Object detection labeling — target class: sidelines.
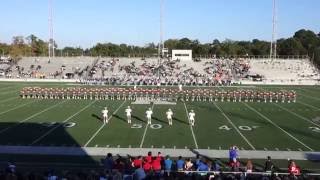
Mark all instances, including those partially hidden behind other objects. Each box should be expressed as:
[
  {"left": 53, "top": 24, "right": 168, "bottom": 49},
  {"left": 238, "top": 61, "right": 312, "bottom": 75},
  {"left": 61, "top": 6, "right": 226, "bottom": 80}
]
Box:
[
  {"left": 273, "top": 103, "right": 320, "bottom": 128},
  {"left": 139, "top": 103, "right": 155, "bottom": 148},
  {"left": 30, "top": 100, "right": 97, "bottom": 145},
  {"left": 213, "top": 102, "right": 256, "bottom": 150},
  {"left": 244, "top": 103, "right": 314, "bottom": 151},
  {"left": 0, "top": 100, "right": 36, "bottom": 116},
  {"left": 0, "top": 146, "right": 315, "bottom": 160},
  {"left": 183, "top": 102, "right": 199, "bottom": 149},
  {"left": 84, "top": 101, "right": 127, "bottom": 147},
  {"left": 0, "top": 100, "right": 68, "bottom": 134}
]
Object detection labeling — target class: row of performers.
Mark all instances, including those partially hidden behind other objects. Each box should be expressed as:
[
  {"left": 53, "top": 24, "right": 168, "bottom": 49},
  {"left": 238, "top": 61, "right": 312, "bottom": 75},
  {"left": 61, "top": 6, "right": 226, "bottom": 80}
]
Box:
[{"left": 20, "top": 87, "right": 296, "bottom": 103}]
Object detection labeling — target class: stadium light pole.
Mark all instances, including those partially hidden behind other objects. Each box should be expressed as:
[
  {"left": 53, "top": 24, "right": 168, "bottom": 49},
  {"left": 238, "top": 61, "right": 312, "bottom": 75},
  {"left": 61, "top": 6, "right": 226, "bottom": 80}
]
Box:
[
  {"left": 157, "top": 0, "right": 164, "bottom": 77},
  {"left": 48, "top": 0, "right": 54, "bottom": 63},
  {"left": 270, "top": 0, "right": 277, "bottom": 60}
]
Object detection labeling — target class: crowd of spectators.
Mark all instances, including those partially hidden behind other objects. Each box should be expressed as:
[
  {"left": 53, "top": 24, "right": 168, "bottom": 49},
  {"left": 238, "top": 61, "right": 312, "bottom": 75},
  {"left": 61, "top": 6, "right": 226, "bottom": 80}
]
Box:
[
  {"left": 1, "top": 147, "right": 313, "bottom": 180},
  {"left": 82, "top": 58, "right": 234, "bottom": 86}
]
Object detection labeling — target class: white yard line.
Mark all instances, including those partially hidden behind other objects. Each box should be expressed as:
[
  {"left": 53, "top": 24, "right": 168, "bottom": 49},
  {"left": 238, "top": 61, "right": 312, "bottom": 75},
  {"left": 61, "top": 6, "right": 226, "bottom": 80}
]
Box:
[
  {"left": 273, "top": 103, "right": 320, "bottom": 128},
  {"left": 298, "top": 101, "right": 320, "bottom": 111},
  {"left": 139, "top": 103, "right": 155, "bottom": 148},
  {"left": 84, "top": 101, "right": 127, "bottom": 147},
  {"left": 183, "top": 102, "right": 199, "bottom": 149},
  {"left": 0, "top": 96, "right": 18, "bottom": 103},
  {"left": 213, "top": 102, "right": 256, "bottom": 150},
  {"left": 0, "top": 100, "right": 36, "bottom": 116},
  {"left": 244, "top": 103, "right": 314, "bottom": 151},
  {"left": 31, "top": 100, "right": 97, "bottom": 145},
  {"left": 0, "top": 100, "right": 68, "bottom": 134}
]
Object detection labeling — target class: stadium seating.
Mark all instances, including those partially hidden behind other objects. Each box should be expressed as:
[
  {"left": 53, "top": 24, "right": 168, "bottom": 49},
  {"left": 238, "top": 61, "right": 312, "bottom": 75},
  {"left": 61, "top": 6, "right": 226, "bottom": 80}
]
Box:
[{"left": 1, "top": 56, "right": 319, "bottom": 86}]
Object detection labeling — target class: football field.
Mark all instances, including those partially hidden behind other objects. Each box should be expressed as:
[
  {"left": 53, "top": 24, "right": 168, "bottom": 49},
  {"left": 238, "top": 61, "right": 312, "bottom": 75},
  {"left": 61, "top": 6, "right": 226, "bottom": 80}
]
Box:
[{"left": 0, "top": 82, "right": 320, "bottom": 152}]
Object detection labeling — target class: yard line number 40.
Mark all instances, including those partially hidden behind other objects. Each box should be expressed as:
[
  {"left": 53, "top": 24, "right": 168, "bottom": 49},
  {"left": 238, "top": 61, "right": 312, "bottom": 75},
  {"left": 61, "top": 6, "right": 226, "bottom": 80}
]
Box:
[{"left": 219, "top": 125, "right": 259, "bottom": 131}]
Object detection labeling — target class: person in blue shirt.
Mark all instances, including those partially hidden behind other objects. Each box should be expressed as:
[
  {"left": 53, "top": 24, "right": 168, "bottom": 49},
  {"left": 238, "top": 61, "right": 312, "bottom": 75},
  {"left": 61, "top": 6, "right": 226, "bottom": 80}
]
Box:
[
  {"left": 176, "top": 156, "right": 184, "bottom": 171},
  {"left": 133, "top": 167, "right": 146, "bottom": 180},
  {"left": 197, "top": 160, "right": 209, "bottom": 176},
  {"left": 164, "top": 155, "right": 173, "bottom": 177},
  {"left": 229, "top": 146, "right": 238, "bottom": 163}
]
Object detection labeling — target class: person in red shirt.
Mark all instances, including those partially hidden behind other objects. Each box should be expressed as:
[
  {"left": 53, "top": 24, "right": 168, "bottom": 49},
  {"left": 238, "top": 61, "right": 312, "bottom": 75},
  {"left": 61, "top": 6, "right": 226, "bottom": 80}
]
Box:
[
  {"left": 288, "top": 160, "right": 300, "bottom": 176},
  {"left": 145, "top": 151, "right": 152, "bottom": 164},
  {"left": 143, "top": 158, "right": 152, "bottom": 173},
  {"left": 152, "top": 156, "right": 161, "bottom": 171},
  {"left": 156, "top": 152, "right": 163, "bottom": 162},
  {"left": 133, "top": 156, "right": 143, "bottom": 168}
]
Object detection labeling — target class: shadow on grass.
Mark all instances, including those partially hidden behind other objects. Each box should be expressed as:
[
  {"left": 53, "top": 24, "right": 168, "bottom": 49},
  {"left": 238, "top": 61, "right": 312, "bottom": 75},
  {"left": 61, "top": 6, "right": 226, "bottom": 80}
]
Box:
[{"left": 91, "top": 114, "right": 102, "bottom": 123}]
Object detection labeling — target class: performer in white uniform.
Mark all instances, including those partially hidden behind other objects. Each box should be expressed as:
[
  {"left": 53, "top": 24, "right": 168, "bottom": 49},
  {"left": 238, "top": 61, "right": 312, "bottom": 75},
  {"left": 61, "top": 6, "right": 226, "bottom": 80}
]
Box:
[
  {"left": 125, "top": 106, "right": 132, "bottom": 124},
  {"left": 188, "top": 110, "right": 196, "bottom": 126},
  {"left": 146, "top": 107, "right": 153, "bottom": 125},
  {"left": 102, "top": 107, "right": 109, "bottom": 124},
  {"left": 166, "top": 108, "right": 173, "bottom": 126}
]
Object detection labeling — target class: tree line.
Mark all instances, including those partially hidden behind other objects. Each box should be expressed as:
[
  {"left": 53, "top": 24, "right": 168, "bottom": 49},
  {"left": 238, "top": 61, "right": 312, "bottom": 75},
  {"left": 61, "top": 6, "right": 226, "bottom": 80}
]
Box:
[{"left": 0, "top": 29, "right": 320, "bottom": 66}]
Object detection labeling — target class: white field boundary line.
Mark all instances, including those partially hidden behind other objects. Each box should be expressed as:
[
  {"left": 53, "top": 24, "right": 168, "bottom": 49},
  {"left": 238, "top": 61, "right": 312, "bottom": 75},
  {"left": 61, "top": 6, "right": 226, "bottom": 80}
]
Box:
[
  {"left": 244, "top": 103, "right": 314, "bottom": 151},
  {"left": 139, "top": 103, "right": 155, "bottom": 148},
  {"left": 273, "top": 103, "right": 320, "bottom": 128},
  {"left": 297, "top": 101, "right": 320, "bottom": 111},
  {"left": 183, "top": 102, "right": 199, "bottom": 149},
  {"left": 0, "top": 100, "right": 68, "bottom": 134},
  {"left": 84, "top": 101, "right": 127, "bottom": 147},
  {"left": 0, "top": 100, "right": 36, "bottom": 116},
  {"left": 31, "top": 100, "right": 97, "bottom": 145},
  {"left": 213, "top": 102, "right": 256, "bottom": 150},
  {"left": 0, "top": 97, "right": 19, "bottom": 104}
]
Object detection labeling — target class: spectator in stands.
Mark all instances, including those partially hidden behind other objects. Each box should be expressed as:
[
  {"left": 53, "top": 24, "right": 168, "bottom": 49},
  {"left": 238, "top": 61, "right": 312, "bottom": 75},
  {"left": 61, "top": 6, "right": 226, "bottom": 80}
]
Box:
[
  {"left": 229, "top": 145, "right": 239, "bottom": 163},
  {"left": 194, "top": 154, "right": 201, "bottom": 169},
  {"left": 103, "top": 153, "right": 114, "bottom": 174},
  {"left": 142, "top": 158, "right": 152, "bottom": 174},
  {"left": 197, "top": 160, "right": 209, "bottom": 176},
  {"left": 46, "top": 170, "right": 58, "bottom": 180},
  {"left": 211, "top": 160, "right": 221, "bottom": 171},
  {"left": 176, "top": 156, "right": 184, "bottom": 171},
  {"left": 5, "top": 161, "right": 16, "bottom": 174},
  {"left": 246, "top": 160, "right": 254, "bottom": 173},
  {"left": 145, "top": 151, "right": 152, "bottom": 163},
  {"left": 152, "top": 156, "right": 162, "bottom": 177},
  {"left": 184, "top": 158, "right": 193, "bottom": 171},
  {"left": 133, "top": 156, "right": 143, "bottom": 168},
  {"left": 133, "top": 167, "right": 146, "bottom": 180},
  {"left": 164, "top": 155, "right": 173, "bottom": 177},
  {"left": 264, "top": 156, "right": 275, "bottom": 172},
  {"left": 288, "top": 160, "right": 301, "bottom": 176}
]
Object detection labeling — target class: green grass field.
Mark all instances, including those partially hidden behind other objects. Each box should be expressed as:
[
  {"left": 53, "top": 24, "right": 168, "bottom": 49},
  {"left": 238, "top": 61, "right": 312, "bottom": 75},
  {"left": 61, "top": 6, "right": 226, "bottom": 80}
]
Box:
[{"left": 0, "top": 82, "right": 320, "bottom": 152}]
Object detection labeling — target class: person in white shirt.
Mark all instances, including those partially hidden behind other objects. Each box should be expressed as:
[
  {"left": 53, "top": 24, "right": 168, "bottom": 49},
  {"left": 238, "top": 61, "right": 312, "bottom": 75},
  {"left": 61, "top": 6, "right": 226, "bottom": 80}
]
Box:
[
  {"left": 188, "top": 110, "right": 195, "bottom": 126},
  {"left": 125, "top": 106, "right": 132, "bottom": 124},
  {"left": 146, "top": 107, "right": 153, "bottom": 125},
  {"left": 102, "top": 107, "right": 109, "bottom": 124},
  {"left": 178, "top": 84, "right": 183, "bottom": 91},
  {"left": 166, "top": 108, "right": 173, "bottom": 126}
]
